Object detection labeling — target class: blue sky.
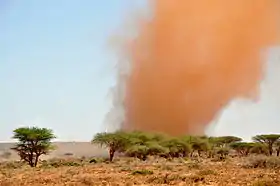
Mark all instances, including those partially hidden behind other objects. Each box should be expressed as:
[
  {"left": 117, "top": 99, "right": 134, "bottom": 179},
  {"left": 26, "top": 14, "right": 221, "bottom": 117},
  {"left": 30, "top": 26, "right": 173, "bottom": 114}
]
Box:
[
  {"left": 0, "top": 0, "right": 148, "bottom": 141},
  {"left": 1, "top": 1, "right": 280, "bottom": 142}
]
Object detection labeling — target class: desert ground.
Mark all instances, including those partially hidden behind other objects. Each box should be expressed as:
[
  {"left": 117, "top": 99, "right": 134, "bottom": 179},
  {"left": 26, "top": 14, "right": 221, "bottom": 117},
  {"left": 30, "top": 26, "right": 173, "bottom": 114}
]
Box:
[{"left": 0, "top": 142, "right": 279, "bottom": 186}]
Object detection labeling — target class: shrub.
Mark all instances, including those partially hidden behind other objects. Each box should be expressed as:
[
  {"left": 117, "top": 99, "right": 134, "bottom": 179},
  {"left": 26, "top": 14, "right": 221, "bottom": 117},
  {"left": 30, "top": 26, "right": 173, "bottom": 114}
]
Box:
[
  {"left": 126, "top": 145, "right": 149, "bottom": 161},
  {"left": 242, "top": 155, "right": 280, "bottom": 169},
  {"left": 250, "top": 143, "right": 269, "bottom": 155},
  {"left": 0, "top": 161, "right": 26, "bottom": 169},
  {"left": 89, "top": 158, "right": 98, "bottom": 163},
  {"left": 64, "top": 152, "right": 74, "bottom": 156},
  {"left": 216, "top": 147, "right": 230, "bottom": 157},
  {"left": 131, "top": 169, "right": 154, "bottom": 175},
  {"left": 40, "top": 158, "right": 83, "bottom": 168},
  {"left": 252, "top": 179, "right": 279, "bottom": 186},
  {"left": 147, "top": 173, "right": 189, "bottom": 184},
  {"left": 198, "top": 169, "right": 217, "bottom": 176},
  {"left": 187, "top": 161, "right": 201, "bottom": 169},
  {"left": 266, "top": 156, "right": 280, "bottom": 169},
  {"left": 187, "top": 174, "right": 205, "bottom": 183},
  {"left": 89, "top": 157, "right": 108, "bottom": 163}
]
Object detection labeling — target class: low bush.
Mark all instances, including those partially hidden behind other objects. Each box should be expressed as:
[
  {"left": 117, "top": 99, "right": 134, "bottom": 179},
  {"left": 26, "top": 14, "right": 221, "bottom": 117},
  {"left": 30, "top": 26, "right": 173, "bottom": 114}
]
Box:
[
  {"left": 64, "top": 152, "right": 74, "bottom": 156},
  {"left": 242, "top": 155, "right": 280, "bottom": 169},
  {"left": 89, "top": 157, "right": 108, "bottom": 163},
  {"left": 147, "top": 173, "right": 188, "bottom": 184},
  {"left": 198, "top": 169, "right": 217, "bottom": 176},
  {"left": 131, "top": 169, "right": 154, "bottom": 175},
  {"left": 186, "top": 161, "right": 201, "bottom": 169},
  {"left": 252, "top": 178, "right": 279, "bottom": 186},
  {"left": 40, "top": 158, "right": 84, "bottom": 168},
  {"left": 0, "top": 161, "right": 26, "bottom": 169}
]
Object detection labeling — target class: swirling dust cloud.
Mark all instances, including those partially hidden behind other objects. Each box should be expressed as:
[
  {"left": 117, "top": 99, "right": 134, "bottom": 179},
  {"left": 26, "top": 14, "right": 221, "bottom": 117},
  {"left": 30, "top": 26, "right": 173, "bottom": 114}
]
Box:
[{"left": 112, "top": 0, "right": 280, "bottom": 136}]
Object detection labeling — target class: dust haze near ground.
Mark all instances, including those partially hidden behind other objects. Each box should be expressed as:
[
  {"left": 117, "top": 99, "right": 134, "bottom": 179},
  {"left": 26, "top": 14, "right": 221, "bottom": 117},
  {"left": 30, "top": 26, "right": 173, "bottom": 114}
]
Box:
[
  {"left": 106, "top": 0, "right": 280, "bottom": 136},
  {"left": 0, "top": 142, "right": 107, "bottom": 161}
]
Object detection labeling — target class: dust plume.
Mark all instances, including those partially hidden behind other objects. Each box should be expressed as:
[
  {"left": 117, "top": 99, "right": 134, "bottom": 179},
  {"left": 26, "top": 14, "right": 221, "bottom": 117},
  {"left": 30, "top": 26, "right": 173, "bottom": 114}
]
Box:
[{"left": 109, "top": 0, "right": 280, "bottom": 136}]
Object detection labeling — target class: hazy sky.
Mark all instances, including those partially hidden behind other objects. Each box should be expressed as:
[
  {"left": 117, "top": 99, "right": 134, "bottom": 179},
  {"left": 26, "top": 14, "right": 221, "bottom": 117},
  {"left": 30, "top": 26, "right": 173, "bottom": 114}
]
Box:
[{"left": 1, "top": 1, "right": 279, "bottom": 142}]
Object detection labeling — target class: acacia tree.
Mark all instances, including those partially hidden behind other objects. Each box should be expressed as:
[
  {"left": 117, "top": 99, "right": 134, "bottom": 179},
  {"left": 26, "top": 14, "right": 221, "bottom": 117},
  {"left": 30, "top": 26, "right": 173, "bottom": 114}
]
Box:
[
  {"left": 125, "top": 145, "right": 149, "bottom": 160},
  {"left": 252, "top": 134, "right": 280, "bottom": 156},
  {"left": 92, "top": 131, "right": 129, "bottom": 162},
  {"left": 11, "top": 127, "right": 56, "bottom": 167},
  {"left": 216, "top": 147, "right": 230, "bottom": 158},
  {"left": 230, "top": 142, "right": 254, "bottom": 156},
  {"left": 161, "top": 138, "right": 191, "bottom": 158},
  {"left": 209, "top": 136, "right": 242, "bottom": 148},
  {"left": 249, "top": 143, "right": 269, "bottom": 155},
  {"left": 125, "top": 131, "right": 169, "bottom": 160},
  {"left": 181, "top": 136, "right": 210, "bottom": 157}
]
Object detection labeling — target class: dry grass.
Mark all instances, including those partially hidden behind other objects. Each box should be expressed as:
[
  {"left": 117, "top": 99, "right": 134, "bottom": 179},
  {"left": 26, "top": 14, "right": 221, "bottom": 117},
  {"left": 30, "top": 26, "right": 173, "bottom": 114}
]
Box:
[{"left": 0, "top": 156, "right": 280, "bottom": 186}]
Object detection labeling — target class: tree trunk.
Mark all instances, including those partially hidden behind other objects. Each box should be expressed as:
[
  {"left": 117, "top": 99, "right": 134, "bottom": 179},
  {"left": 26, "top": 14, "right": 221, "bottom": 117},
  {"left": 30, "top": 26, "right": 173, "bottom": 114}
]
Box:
[
  {"left": 34, "top": 155, "right": 39, "bottom": 167},
  {"left": 28, "top": 154, "right": 35, "bottom": 167},
  {"left": 269, "top": 149, "right": 273, "bottom": 156},
  {"left": 28, "top": 159, "right": 35, "bottom": 167},
  {"left": 109, "top": 149, "right": 115, "bottom": 162},
  {"left": 269, "top": 144, "right": 273, "bottom": 156},
  {"left": 277, "top": 149, "right": 280, "bottom": 157}
]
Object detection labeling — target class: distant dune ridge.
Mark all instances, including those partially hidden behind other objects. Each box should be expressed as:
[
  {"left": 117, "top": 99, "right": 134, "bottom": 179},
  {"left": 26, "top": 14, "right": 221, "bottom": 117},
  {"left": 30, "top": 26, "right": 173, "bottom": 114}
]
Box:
[{"left": 0, "top": 142, "right": 107, "bottom": 161}]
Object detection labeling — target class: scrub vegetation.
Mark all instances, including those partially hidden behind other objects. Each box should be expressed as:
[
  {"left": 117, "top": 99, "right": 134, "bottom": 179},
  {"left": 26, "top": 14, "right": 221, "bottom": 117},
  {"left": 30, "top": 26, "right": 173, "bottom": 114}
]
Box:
[{"left": 1, "top": 127, "right": 280, "bottom": 185}]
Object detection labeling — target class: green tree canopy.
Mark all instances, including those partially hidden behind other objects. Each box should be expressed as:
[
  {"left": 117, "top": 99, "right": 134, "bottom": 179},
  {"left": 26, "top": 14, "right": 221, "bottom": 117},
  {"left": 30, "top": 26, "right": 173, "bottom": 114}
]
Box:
[
  {"left": 161, "top": 138, "right": 191, "bottom": 158},
  {"left": 230, "top": 142, "right": 254, "bottom": 156},
  {"left": 186, "top": 137, "right": 210, "bottom": 156},
  {"left": 11, "top": 127, "right": 56, "bottom": 167},
  {"left": 92, "top": 131, "right": 129, "bottom": 162},
  {"left": 124, "top": 131, "right": 169, "bottom": 160},
  {"left": 252, "top": 134, "right": 280, "bottom": 155},
  {"left": 249, "top": 143, "right": 269, "bottom": 155},
  {"left": 209, "top": 136, "right": 242, "bottom": 147}
]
